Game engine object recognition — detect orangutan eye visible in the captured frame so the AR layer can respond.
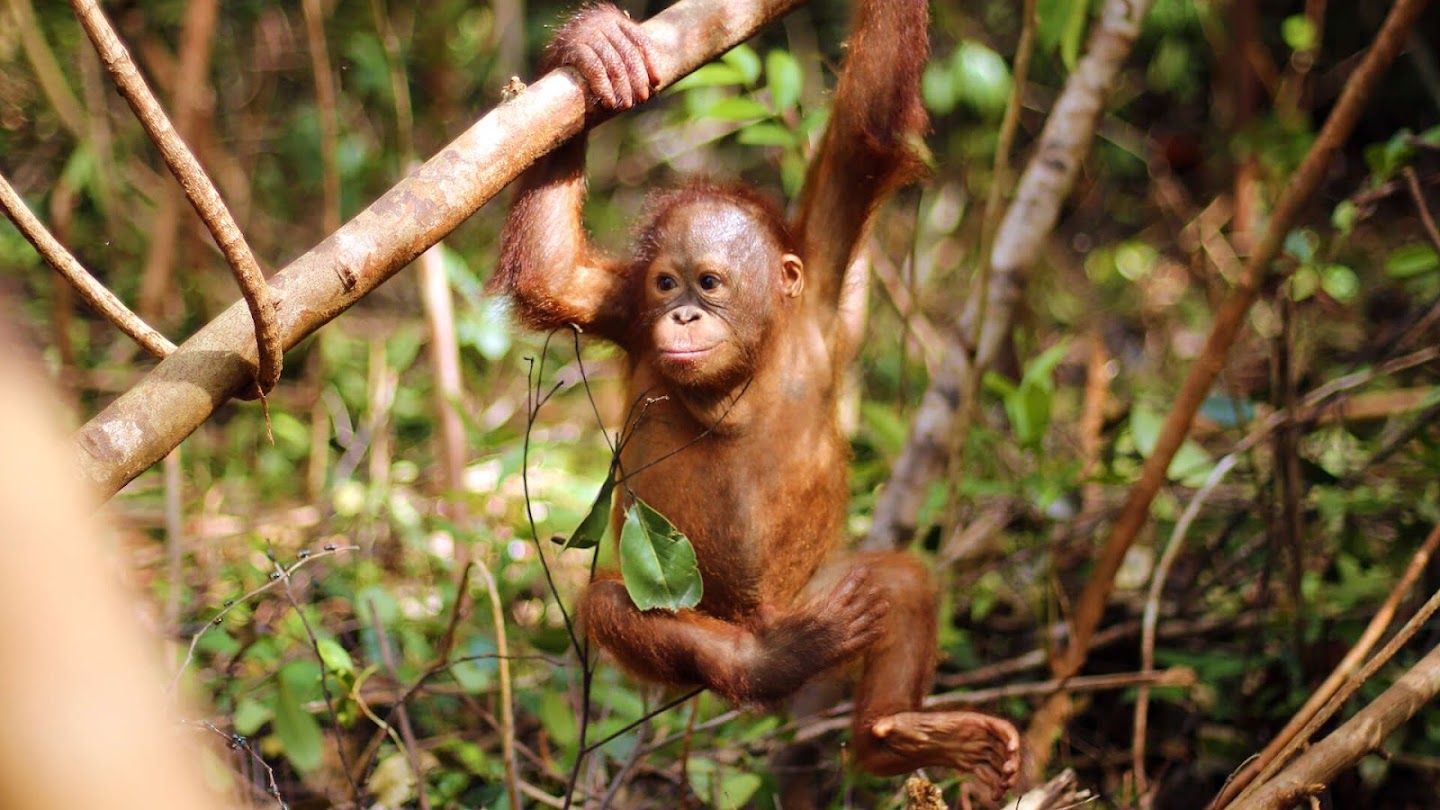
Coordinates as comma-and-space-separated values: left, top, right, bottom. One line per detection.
656, 275, 677, 292
698, 273, 721, 291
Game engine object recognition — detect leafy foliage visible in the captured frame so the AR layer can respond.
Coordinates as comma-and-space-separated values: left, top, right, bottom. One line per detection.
4, 0, 1440, 807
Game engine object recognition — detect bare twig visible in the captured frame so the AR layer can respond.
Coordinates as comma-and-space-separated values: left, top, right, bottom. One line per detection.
0, 171, 176, 358
70, 0, 283, 394
1057, 0, 1434, 684
169, 544, 357, 691
138, 0, 218, 323
192, 721, 288, 808
789, 668, 1196, 743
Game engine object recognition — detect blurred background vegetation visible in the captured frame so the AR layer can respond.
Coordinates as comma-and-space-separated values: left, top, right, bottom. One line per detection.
3, 0, 1440, 807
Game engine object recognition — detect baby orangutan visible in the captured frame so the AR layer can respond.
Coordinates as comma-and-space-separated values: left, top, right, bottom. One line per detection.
491, 0, 1023, 801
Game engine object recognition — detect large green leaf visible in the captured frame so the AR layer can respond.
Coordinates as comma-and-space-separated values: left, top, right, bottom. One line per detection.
619, 498, 703, 611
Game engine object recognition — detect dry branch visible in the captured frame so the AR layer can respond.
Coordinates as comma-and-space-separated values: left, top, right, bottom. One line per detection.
71, 0, 807, 500
1207, 524, 1440, 807
0, 172, 176, 359
71, 0, 283, 394
1232, 639, 1440, 810
864, 0, 1155, 550
1056, 0, 1434, 683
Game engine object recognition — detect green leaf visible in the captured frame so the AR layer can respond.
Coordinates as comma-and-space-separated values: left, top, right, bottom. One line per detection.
721, 44, 762, 85
1283, 228, 1318, 263
234, 697, 271, 737
1130, 407, 1214, 486
687, 761, 761, 809
1281, 15, 1318, 52
765, 49, 803, 112
274, 664, 324, 773
717, 772, 763, 809
1385, 243, 1440, 279
1290, 266, 1317, 301
1060, 0, 1090, 71
1320, 264, 1359, 302
1008, 376, 1053, 447
1021, 341, 1070, 387
539, 689, 578, 749
316, 637, 355, 677
953, 41, 1012, 117
558, 477, 615, 550
737, 123, 797, 147
921, 62, 957, 115
705, 97, 772, 122
1199, 395, 1255, 429
1331, 200, 1358, 236
670, 63, 747, 92
619, 498, 703, 611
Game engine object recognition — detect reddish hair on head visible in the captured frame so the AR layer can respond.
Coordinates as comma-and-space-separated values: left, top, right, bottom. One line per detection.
633, 181, 798, 265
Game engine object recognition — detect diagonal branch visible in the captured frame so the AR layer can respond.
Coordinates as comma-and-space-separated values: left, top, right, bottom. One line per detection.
70, 0, 282, 395
0, 172, 176, 359
70, 0, 807, 500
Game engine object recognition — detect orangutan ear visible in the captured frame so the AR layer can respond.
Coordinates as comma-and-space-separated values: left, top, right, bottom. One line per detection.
781, 253, 804, 298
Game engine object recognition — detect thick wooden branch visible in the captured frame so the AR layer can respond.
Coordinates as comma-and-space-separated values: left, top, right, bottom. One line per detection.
71, 0, 805, 500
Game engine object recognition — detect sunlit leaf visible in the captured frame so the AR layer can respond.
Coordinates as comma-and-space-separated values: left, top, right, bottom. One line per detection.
705, 97, 772, 122
670, 63, 747, 92
316, 637, 354, 677
1331, 200, 1358, 236
1385, 243, 1439, 279
1320, 264, 1359, 302
721, 44, 762, 85
619, 498, 703, 611
953, 41, 1011, 117
922, 62, 957, 116
1130, 407, 1215, 486
765, 49, 803, 112
1281, 15, 1317, 52
737, 123, 796, 147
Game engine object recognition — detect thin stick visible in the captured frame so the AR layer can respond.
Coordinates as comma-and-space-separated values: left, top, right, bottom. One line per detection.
70, 0, 283, 393
0, 171, 175, 358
